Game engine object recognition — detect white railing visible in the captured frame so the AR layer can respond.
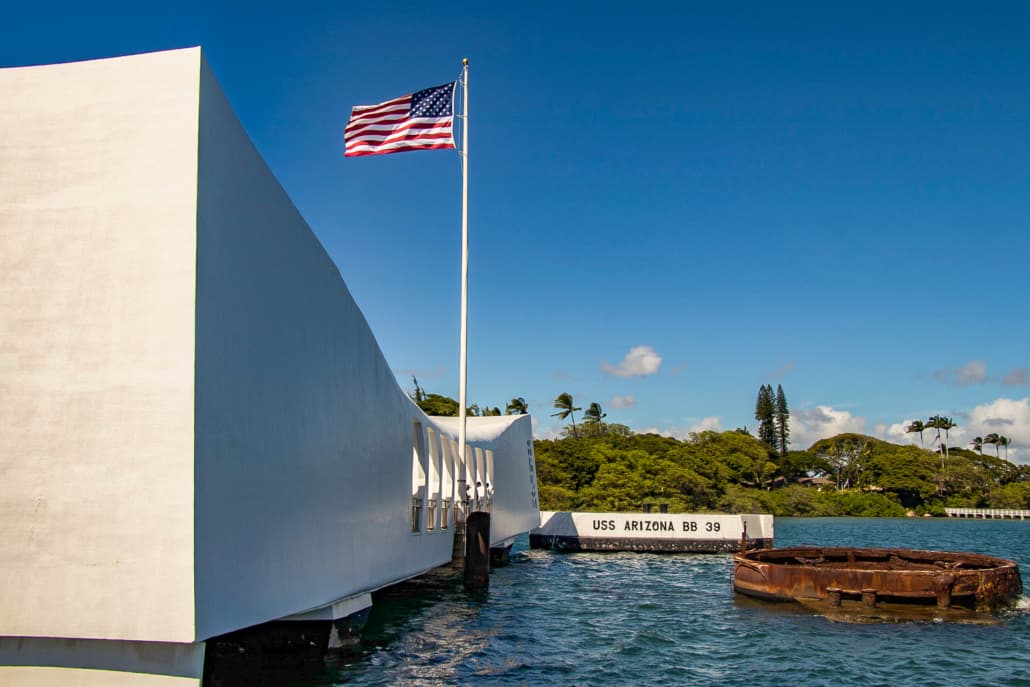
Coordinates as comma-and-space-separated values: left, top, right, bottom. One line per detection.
945, 507, 1030, 520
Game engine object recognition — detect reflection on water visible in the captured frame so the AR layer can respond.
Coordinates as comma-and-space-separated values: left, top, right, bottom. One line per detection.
311, 518, 1030, 686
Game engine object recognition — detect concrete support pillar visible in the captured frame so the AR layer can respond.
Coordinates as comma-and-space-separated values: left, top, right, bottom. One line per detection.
464, 511, 491, 590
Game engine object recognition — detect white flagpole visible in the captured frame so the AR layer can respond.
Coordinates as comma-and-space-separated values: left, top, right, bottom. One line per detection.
458, 58, 470, 516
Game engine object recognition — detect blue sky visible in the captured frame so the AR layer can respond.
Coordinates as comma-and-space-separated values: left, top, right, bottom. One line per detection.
4, 2, 1029, 458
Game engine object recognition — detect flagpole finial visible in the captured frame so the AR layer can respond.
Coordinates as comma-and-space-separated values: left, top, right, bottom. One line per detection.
462, 58, 469, 66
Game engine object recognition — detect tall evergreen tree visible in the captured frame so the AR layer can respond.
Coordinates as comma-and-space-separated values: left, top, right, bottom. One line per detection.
774, 384, 790, 455
754, 385, 776, 450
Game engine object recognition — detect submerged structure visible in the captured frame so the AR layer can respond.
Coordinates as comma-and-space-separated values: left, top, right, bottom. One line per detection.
531, 511, 773, 553
734, 546, 1022, 615
0, 48, 540, 685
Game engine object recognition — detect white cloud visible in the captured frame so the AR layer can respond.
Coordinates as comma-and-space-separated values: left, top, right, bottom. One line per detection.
637, 417, 722, 441
965, 397, 1030, 462
883, 419, 921, 445
689, 416, 722, 434
609, 395, 636, 410
602, 345, 662, 378
958, 361, 988, 385
934, 360, 988, 387
886, 398, 1030, 463
1003, 368, 1030, 387
764, 361, 796, 380
530, 415, 562, 440
791, 406, 866, 449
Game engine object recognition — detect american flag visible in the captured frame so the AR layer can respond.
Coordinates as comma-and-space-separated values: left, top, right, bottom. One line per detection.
344, 81, 457, 157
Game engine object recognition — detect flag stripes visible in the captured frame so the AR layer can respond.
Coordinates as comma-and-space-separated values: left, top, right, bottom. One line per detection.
344, 82, 456, 157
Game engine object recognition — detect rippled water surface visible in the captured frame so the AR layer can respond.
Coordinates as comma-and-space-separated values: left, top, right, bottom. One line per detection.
321, 518, 1030, 686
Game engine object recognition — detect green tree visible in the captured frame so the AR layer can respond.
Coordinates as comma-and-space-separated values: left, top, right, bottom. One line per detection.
999, 435, 1011, 461
776, 450, 828, 483
811, 434, 873, 491
925, 415, 956, 491
905, 420, 926, 447
419, 395, 458, 415
692, 429, 776, 488
939, 416, 956, 460
984, 432, 1001, 457
534, 427, 1022, 516
754, 385, 776, 451
583, 402, 607, 425
925, 415, 942, 446
552, 392, 581, 438
970, 436, 984, 455
774, 384, 790, 455
505, 397, 528, 415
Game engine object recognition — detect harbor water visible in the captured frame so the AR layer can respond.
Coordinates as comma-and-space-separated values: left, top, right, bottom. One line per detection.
319, 518, 1030, 686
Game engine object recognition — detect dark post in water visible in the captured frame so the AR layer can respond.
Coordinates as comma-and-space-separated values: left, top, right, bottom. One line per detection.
464, 511, 491, 589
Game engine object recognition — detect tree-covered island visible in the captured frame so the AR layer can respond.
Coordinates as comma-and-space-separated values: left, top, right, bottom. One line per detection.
534, 428, 1029, 517
410, 381, 1027, 517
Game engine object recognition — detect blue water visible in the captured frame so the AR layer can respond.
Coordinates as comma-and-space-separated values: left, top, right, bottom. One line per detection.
324, 518, 1030, 686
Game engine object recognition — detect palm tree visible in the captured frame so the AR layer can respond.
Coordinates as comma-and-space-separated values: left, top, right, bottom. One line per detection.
998, 435, 1011, 461
925, 415, 942, 445
905, 420, 926, 447
583, 402, 607, 425
925, 415, 943, 472
970, 436, 984, 455
939, 417, 956, 458
552, 392, 581, 437
505, 397, 528, 415
984, 433, 1001, 457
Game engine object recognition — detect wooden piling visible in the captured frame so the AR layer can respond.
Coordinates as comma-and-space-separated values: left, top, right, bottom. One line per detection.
464, 511, 491, 590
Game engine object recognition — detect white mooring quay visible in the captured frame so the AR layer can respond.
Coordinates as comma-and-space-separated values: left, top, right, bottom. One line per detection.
945, 508, 1030, 520
530, 511, 774, 553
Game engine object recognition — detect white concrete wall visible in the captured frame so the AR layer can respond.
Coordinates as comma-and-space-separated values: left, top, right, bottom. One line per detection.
0, 637, 204, 686
191, 56, 538, 638
0, 49, 201, 644
192, 54, 461, 639
0, 49, 541, 684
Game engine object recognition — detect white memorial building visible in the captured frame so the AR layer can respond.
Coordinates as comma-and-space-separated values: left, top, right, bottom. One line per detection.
0, 47, 540, 685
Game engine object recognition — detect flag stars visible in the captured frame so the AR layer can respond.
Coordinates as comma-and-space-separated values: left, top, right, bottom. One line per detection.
344, 80, 456, 156
411, 83, 454, 118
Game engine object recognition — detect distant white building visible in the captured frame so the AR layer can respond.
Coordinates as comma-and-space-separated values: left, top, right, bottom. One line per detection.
0, 47, 539, 686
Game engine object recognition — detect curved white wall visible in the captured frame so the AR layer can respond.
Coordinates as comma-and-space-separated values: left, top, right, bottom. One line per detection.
192, 55, 539, 639
0, 47, 540, 683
